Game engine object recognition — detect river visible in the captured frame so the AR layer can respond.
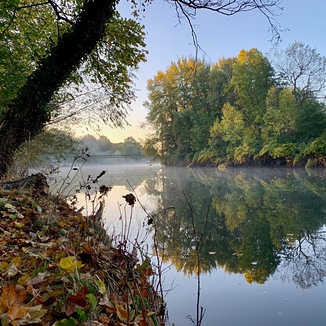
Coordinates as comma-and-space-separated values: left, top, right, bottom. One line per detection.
55, 161, 326, 326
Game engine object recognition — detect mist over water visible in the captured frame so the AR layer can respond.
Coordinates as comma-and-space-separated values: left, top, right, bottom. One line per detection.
55, 162, 326, 325
55, 160, 161, 242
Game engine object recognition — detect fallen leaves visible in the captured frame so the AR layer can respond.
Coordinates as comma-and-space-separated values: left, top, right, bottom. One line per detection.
0, 283, 47, 324
0, 187, 164, 325
60, 256, 84, 273
0, 283, 28, 315
116, 304, 134, 322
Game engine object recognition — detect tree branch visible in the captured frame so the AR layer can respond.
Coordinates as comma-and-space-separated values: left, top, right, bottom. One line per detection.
48, 0, 75, 25
1, 1, 49, 34
169, 0, 284, 43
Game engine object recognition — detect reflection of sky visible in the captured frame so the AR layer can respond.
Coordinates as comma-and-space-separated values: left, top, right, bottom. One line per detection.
163, 264, 326, 326
101, 184, 155, 248
55, 163, 161, 249
55, 164, 326, 325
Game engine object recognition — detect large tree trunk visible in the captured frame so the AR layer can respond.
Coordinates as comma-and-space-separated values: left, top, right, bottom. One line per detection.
0, 0, 115, 179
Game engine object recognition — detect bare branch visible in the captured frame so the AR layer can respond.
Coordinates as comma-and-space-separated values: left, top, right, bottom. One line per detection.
168, 0, 284, 44
48, 0, 75, 25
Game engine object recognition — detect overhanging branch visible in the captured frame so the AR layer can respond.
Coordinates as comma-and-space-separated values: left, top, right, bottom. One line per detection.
169, 0, 284, 43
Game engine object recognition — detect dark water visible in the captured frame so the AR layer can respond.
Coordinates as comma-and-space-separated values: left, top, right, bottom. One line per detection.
58, 164, 326, 325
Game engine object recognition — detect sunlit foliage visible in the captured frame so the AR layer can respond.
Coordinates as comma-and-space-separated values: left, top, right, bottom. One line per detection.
145, 44, 326, 167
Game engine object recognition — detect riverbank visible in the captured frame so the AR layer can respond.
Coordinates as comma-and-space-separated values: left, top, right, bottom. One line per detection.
0, 176, 164, 325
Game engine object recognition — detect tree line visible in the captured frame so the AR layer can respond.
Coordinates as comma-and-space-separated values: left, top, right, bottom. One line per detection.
11, 131, 144, 177
143, 43, 326, 168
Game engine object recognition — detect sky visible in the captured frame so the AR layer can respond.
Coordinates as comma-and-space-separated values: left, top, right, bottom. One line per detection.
75, 0, 326, 143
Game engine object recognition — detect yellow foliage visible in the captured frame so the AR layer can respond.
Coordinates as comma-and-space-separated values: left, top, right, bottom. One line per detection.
59, 256, 84, 273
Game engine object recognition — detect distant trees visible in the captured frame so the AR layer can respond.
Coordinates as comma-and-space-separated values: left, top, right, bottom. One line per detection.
81, 135, 143, 157
144, 43, 326, 167
11, 133, 144, 176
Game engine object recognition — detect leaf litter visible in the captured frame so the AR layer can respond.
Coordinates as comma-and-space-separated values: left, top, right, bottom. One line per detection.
0, 186, 165, 325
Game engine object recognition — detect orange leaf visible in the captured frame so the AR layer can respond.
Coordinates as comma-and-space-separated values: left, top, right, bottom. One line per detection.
99, 316, 111, 324
7, 304, 29, 321
116, 304, 129, 322
0, 284, 27, 314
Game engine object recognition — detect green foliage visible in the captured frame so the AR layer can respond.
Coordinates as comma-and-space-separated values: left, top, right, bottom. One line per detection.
0, 2, 147, 126
145, 57, 232, 164
212, 103, 245, 145
145, 44, 326, 167
231, 48, 274, 124
299, 134, 326, 167
0, 0, 58, 109
262, 87, 297, 142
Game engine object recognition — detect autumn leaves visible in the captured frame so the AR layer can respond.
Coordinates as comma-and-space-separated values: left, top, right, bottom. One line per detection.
0, 188, 163, 325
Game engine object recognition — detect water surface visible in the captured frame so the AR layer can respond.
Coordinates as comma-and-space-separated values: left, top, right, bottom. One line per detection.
57, 163, 326, 325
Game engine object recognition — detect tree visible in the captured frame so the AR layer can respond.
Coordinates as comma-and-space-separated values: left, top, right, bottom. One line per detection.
272, 42, 326, 103
0, 0, 148, 177
262, 87, 297, 142
0, 0, 111, 176
145, 57, 239, 163
205, 49, 275, 165
260, 84, 326, 164
209, 103, 245, 162
231, 48, 274, 125
120, 136, 143, 156
145, 57, 200, 163
0, 0, 283, 178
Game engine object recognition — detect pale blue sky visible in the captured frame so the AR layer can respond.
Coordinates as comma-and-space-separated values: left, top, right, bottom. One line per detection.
87, 0, 326, 142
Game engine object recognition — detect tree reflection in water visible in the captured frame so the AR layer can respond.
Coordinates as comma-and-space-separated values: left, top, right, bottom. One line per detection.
183, 191, 208, 326
279, 228, 326, 289
145, 167, 326, 293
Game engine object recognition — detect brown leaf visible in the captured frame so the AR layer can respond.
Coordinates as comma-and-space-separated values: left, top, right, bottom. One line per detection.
0, 284, 27, 314
67, 294, 87, 308
61, 301, 76, 317
28, 271, 48, 285
7, 304, 29, 321
99, 315, 111, 324
62, 287, 89, 316
98, 298, 115, 313
116, 304, 129, 322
